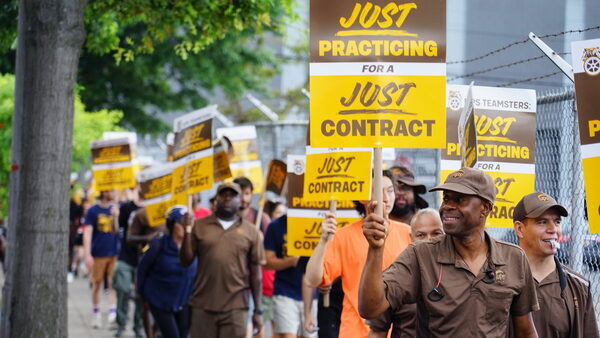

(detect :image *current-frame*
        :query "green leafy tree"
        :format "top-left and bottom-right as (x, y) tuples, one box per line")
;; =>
(0, 74), (124, 219)
(1, 1), (296, 336)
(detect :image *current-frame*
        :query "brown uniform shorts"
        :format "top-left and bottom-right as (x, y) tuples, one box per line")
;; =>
(91, 256), (117, 283)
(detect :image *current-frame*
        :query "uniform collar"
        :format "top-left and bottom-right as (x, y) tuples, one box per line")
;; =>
(436, 232), (506, 266)
(204, 214), (242, 228)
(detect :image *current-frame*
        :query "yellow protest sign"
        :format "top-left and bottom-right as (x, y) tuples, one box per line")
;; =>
(458, 84), (478, 168)
(303, 147), (372, 201)
(265, 160), (287, 195)
(309, 0), (446, 148)
(572, 38), (600, 233)
(171, 106), (215, 203)
(443, 85), (536, 228)
(286, 155), (361, 256)
(91, 138), (136, 191)
(217, 125), (264, 192)
(139, 164), (175, 227)
(214, 149), (233, 183)
(288, 209), (362, 256)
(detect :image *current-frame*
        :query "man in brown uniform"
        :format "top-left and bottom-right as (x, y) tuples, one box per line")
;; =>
(513, 192), (599, 337)
(359, 167), (540, 337)
(180, 182), (265, 337)
(367, 208), (445, 337)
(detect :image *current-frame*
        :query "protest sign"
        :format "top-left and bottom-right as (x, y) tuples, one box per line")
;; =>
(443, 85), (536, 228)
(213, 138), (233, 182)
(171, 106), (215, 204)
(139, 164), (175, 227)
(286, 155), (361, 256)
(458, 83), (478, 168)
(265, 159), (287, 195)
(91, 137), (136, 191)
(216, 125), (264, 192)
(303, 147), (372, 201)
(309, 0), (446, 148)
(572, 39), (600, 233)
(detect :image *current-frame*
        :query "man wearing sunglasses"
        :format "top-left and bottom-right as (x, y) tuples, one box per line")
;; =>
(358, 167), (539, 337)
(513, 192), (598, 337)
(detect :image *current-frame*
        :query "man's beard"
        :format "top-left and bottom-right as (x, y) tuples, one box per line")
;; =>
(216, 207), (238, 219)
(390, 202), (416, 218)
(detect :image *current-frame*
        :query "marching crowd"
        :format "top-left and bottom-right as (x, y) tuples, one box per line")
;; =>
(69, 166), (599, 338)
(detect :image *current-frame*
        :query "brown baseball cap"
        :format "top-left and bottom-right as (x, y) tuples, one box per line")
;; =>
(390, 166), (429, 208)
(389, 166), (427, 194)
(217, 182), (241, 195)
(513, 192), (568, 222)
(429, 167), (497, 203)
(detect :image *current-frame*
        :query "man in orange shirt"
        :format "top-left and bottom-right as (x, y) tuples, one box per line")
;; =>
(305, 170), (412, 337)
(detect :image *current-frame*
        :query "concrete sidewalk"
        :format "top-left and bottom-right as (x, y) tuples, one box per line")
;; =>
(68, 276), (137, 338)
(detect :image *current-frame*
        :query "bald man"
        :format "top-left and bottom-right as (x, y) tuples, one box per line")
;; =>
(368, 208), (444, 337)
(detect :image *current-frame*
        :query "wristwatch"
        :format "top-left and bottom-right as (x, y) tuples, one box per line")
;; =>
(185, 225), (192, 234)
(253, 308), (263, 315)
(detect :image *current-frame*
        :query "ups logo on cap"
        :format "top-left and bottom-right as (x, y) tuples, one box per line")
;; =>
(537, 194), (550, 202)
(452, 170), (464, 178)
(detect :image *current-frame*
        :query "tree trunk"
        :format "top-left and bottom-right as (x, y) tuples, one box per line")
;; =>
(1, 0), (86, 336)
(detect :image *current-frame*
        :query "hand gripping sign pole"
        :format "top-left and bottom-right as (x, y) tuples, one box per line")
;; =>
(303, 146), (372, 307)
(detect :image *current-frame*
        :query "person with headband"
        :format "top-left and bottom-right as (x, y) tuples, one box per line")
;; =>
(512, 192), (599, 337)
(358, 167), (539, 337)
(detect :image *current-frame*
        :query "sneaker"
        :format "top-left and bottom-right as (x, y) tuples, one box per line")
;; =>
(91, 312), (101, 329)
(107, 310), (117, 325)
(133, 328), (144, 338)
(114, 326), (124, 337)
(67, 272), (74, 283)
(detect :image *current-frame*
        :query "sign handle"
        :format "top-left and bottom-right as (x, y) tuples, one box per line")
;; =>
(188, 194), (193, 216)
(373, 148), (383, 217)
(255, 169), (269, 229)
(322, 199), (337, 308)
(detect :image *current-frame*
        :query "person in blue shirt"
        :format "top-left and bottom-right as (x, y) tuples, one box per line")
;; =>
(264, 215), (317, 338)
(137, 206), (197, 338)
(83, 190), (121, 328)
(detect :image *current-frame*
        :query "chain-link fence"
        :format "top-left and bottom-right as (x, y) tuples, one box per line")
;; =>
(487, 86), (599, 322)
(236, 93), (598, 319)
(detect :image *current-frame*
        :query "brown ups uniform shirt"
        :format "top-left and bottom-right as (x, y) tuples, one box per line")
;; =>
(382, 233), (539, 337)
(188, 215), (265, 312)
(366, 303), (416, 337)
(530, 258), (599, 338)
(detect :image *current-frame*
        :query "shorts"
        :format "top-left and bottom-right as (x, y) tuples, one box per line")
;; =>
(91, 256), (117, 283)
(261, 296), (275, 322)
(273, 295), (317, 337)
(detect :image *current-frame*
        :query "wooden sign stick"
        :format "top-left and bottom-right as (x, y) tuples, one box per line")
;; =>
(322, 199), (337, 308)
(373, 148), (383, 217)
(254, 169), (269, 229)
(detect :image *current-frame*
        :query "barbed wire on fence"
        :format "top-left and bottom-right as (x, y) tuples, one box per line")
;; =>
(447, 25), (600, 65)
(495, 71), (563, 87)
(448, 53), (570, 81)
